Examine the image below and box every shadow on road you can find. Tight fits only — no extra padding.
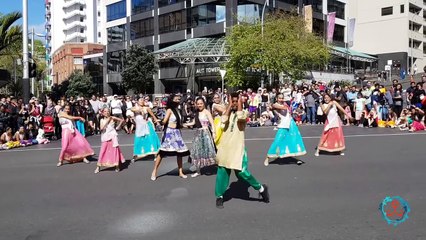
[269,157,303,165]
[223,179,261,203]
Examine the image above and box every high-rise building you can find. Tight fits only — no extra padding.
[45,0,106,86]
[103,0,348,94]
[348,0,425,75]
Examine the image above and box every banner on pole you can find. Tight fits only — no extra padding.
[304,5,313,33]
[347,18,356,48]
[327,12,336,43]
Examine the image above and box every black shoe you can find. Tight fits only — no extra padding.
[297,160,303,165]
[259,184,270,203]
[216,197,224,209]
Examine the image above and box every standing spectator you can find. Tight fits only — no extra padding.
[303,88,318,124]
[392,83,404,117]
[353,93,366,126]
[411,83,426,108]
[260,88,269,113]
[0,105,10,134]
[89,95,101,133]
[281,84,292,106]
[111,95,123,118]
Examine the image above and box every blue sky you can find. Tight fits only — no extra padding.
[1,0,46,39]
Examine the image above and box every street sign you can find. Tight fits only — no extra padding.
[387,60,393,65]
[219,69,226,79]
[385,65,391,71]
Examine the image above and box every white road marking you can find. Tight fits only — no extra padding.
[1,132,425,153]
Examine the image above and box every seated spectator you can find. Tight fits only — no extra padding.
[363,108,378,128]
[386,109,397,128]
[409,106,425,132]
[259,112,273,126]
[0,127,20,149]
[293,105,306,125]
[13,126,33,146]
[248,112,260,127]
[397,109,411,131]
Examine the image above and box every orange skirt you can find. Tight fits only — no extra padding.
[318,120,345,152]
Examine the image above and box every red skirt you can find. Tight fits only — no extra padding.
[318,120,345,152]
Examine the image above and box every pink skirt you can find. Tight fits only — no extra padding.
[97,140,125,167]
[318,120,345,152]
[60,128,94,162]
[412,121,425,131]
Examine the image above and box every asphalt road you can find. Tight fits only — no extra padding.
[0,126,425,240]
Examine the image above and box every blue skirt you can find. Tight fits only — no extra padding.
[267,119,306,158]
[75,120,85,137]
[133,121,161,159]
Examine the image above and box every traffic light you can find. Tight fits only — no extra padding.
[29,62,37,78]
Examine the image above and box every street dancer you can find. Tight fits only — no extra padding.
[211,93,226,146]
[131,97,161,162]
[184,97,216,177]
[57,104,94,167]
[315,93,353,156]
[94,108,125,174]
[264,94,306,166]
[215,93,269,209]
[151,94,189,180]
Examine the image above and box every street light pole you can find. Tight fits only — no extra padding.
[31,27,35,95]
[22,0,30,103]
[261,0,269,89]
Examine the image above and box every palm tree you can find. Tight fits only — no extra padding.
[0,11,22,54]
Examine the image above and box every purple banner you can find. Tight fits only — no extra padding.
[327,12,336,43]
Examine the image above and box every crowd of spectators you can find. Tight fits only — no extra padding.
[2,77,426,150]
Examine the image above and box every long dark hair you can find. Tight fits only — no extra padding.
[194,97,206,128]
[166,94,182,129]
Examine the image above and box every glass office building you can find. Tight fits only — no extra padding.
[104,0,347,94]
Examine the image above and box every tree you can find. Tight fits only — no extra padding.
[65,70,95,97]
[0,12,22,54]
[225,13,330,87]
[121,44,157,94]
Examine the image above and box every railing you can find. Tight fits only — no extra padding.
[63,22,86,32]
[63,0,85,9]
[63,9,85,20]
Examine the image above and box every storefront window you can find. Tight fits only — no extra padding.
[107,50,125,73]
[132,0,154,15]
[107,24,127,44]
[130,18,154,39]
[107,0,126,21]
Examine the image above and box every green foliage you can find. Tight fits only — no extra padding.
[225,13,330,87]
[65,70,96,97]
[121,44,157,94]
[0,11,22,54]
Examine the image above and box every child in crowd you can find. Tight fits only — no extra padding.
[353,93,366,127]
[294,105,306,125]
[397,109,411,131]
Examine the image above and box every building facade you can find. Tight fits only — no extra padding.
[52,43,104,85]
[349,0,426,75]
[45,0,106,88]
[104,0,348,94]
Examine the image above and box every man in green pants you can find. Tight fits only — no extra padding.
[215,93,270,209]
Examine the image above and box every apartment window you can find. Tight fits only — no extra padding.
[381,7,393,16]
[400,4,404,13]
[80,17,84,22]
[158,0,184,8]
[80,28,84,33]
[303,0,322,12]
[130,18,154,39]
[80,39,84,43]
[132,0,154,15]
[238,4,262,23]
[98,32,101,38]
[107,0,127,21]
[80,5,84,11]
[328,0,345,19]
[98,11,101,17]
[159,10,186,34]
[282,0,298,5]
[107,24,127,43]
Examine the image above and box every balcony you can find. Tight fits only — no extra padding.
[409,12,423,24]
[63,22,86,31]
[64,32,86,42]
[63,9,85,20]
[409,46,423,58]
[45,22,51,30]
[410,30,424,41]
[63,0,86,9]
